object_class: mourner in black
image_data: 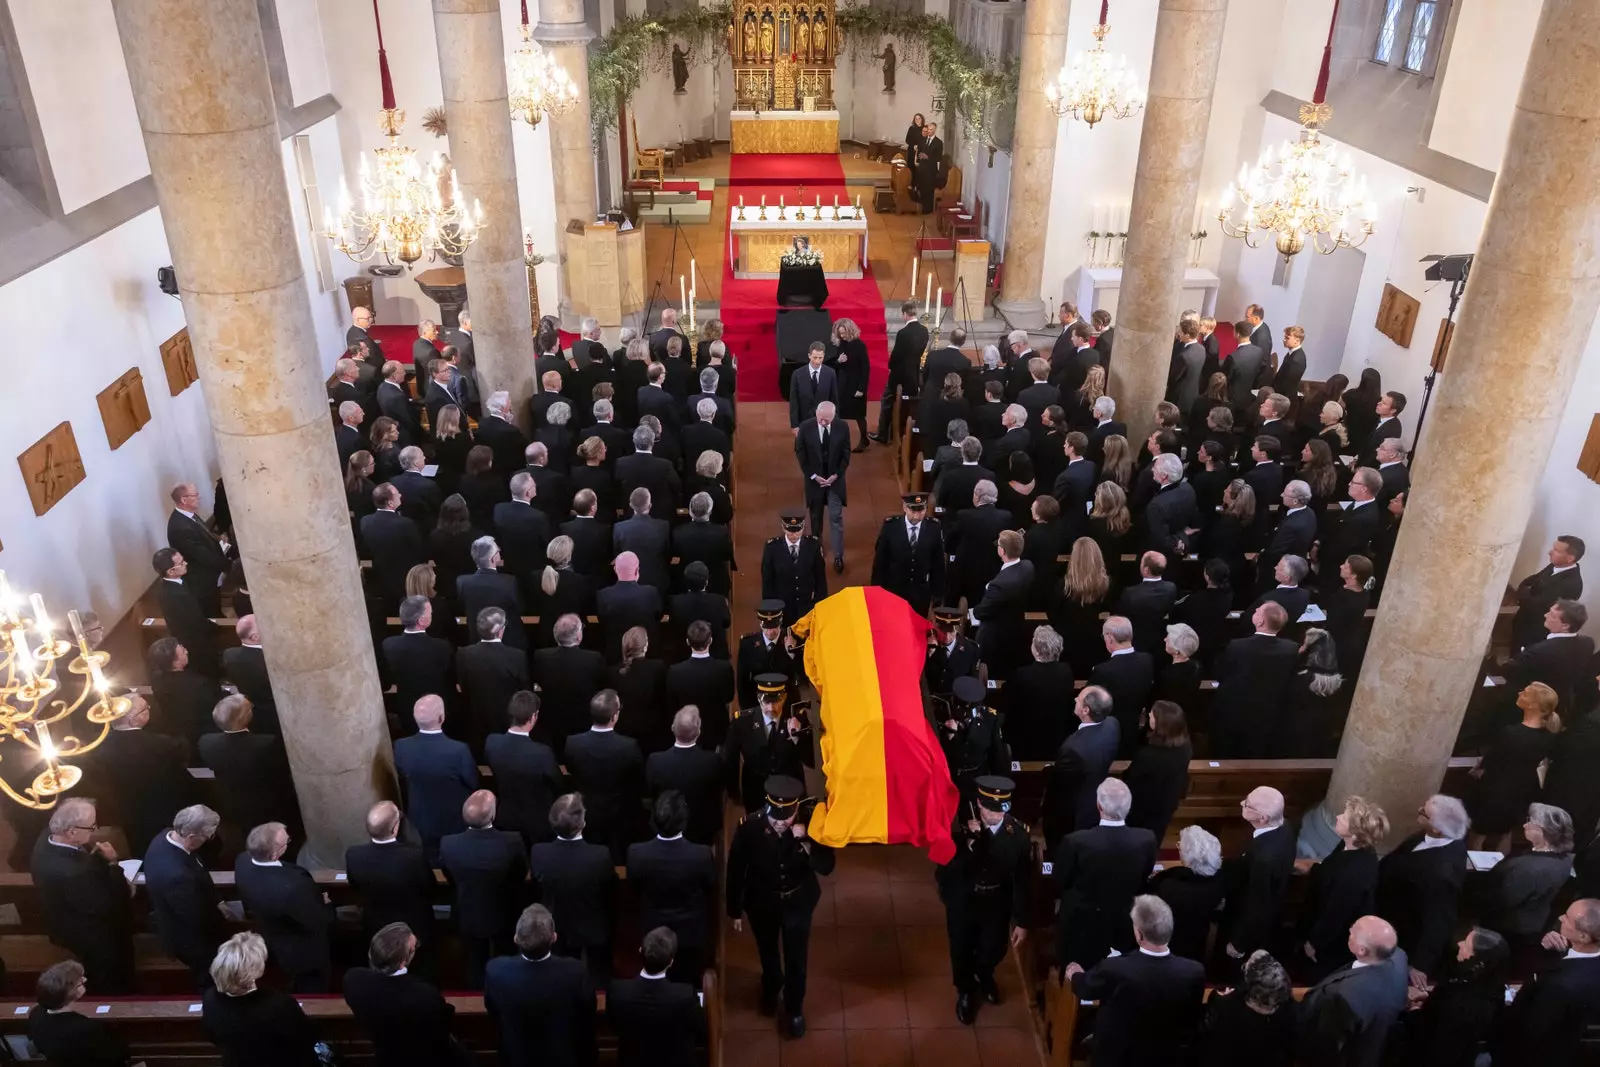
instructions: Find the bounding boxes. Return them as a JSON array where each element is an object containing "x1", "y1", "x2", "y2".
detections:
[
  {"x1": 936, "y1": 775, "x2": 1032, "y2": 1025},
  {"x1": 28, "y1": 961, "x2": 131, "y2": 1067},
  {"x1": 143, "y1": 804, "x2": 227, "y2": 988},
  {"x1": 608, "y1": 926, "x2": 707, "y2": 1067},
  {"x1": 233, "y1": 821, "x2": 334, "y2": 993},
  {"x1": 529, "y1": 794, "x2": 619, "y2": 980},
  {"x1": 871, "y1": 492, "x2": 947, "y2": 617},
  {"x1": 31, "y1": 799, "x2": 135, "y2": 994},
  {"x1": 1510, "y1": 535, "x2": 1585, "y2": 651},
  {"x1": 760, "y1": 511, "x2": 829, "y2": 624},
  {"x1": 341, "y1": 922, "x2": 464, "y2": 1067},
  {"x1": 725, "y1": 776, "x2": 836, "y2": 1037}
]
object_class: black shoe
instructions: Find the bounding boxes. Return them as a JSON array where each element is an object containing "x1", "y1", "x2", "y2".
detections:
[
  {"x1": 955, "y1": 992, "x2": 976, "y2": 1026},
  {"x1": 788, "y1": 1013, "x2": 806, "y2": 1038},
  {"x1": 852, "y1": 443, "x2": 870, "y2": 453},
  {"x1": 982, "y1": 979, "x2": 1002, "y2": 1005},
  {"x1": 833, "y1": 556, "x2": 844, "y2": 574},
  {"x1": 868, "y1": 433, "x2": 889, "y2": 444},
  {"x1": 759, "y1": 993, "x2": 778, "y2": 1016}
]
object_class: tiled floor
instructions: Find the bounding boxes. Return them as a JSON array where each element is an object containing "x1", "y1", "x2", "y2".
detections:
[{"x1": 723, "y1": 406, "x2": 1044, "y2": 1067}]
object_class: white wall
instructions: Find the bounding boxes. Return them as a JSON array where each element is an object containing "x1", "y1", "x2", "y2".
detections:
[
  {"x1": 8, "y1": 0, "x2": 149, "y2": 212},
  {"x1": 1427, "y1": 0, "x2": 1541, "y2": 173},
  {"x1": 277, "y1": 0, "x2": 334, "y2": 106}
]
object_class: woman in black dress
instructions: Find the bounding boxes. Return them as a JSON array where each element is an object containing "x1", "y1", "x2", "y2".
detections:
[
  {"x1": 1022, "y1": 496, "x2": 1071, "y2": 600},
  {"x1": 1342, "y1": 367, "x2": 1383, "y2": 448},
  {"x1": 1315, "y1": 399, "x2": 1353, "y2": 457},
  {"x1": 1468, "y1": 681, "x2": 1562, "y2": 851},
  {"x1": 1173, "y1": 559, "x2": 1235, "y2": 674},
  {"x1": 1298, "y1": 438, "x2": 1339, "y2": 519},
  {"x1": 1280, "y1": 628, "x2": 1345, "y2": 757},
  {"x1": 1477, "y1": 802, "x2": 1576, "y2": 958},
  {"x1": 609, "y1": 626, "x2": 669, "y2": 754},
  {"x1": 686, "y1": 451, "x2": 733, "y2": 524},
  {"x1": 997, "y1": 452, "x2": 1040, "y2": 530},
  {"x1": 202, "y1": 933, "x2": 320, "y2": 1067},
  {"x1": 1157, "y1": 624, "x2": 1203, "y2": 723},
  {"x1": 1404, "y1": 927, "x2": 1510, "y2": 1067},
  {"x1": 924, "y1": 373, "x2": 969, "y2": 445},
  {"x1": 832, "y1": 318, "x2": 871, "y2": 448},
  {"x1": 536, "y1": 537, "x2": 595, "y2": 646},
  {"x1": 1196, "y1": 949, "x2": 1295, "y2": 1067},
  {"x1": 1097, "y1": 434, "x2": 1134, "y2": 492},
  {"x1": 428, "y1": 494, "x2": 484, "y2": 598},
  {"x1": 1064, "y1": 365, "x2": 1106, "y2": 432},
  {"x1": 369, "y1": 417, "x2": 403, "y2": 483},
  {"x1": 1148, "y1": 825, "x2": 1226, "y2": 964},
  {"x1": 1047, "y1": 537, "x2": 1114, "y2": 677},
  {"x1": 1199, "y1": 480, "x2": 1259, "y2": 607},
  {"x1": 1086, "y1": 482, "x2": 1134, "y2": 570},
  {"x1": 904, "y1": 112, "x2": 926, "y2": 173},
  {"x1": 1295, "y1": 794, "x2": 1386, "y2": 980},
  {"x1": 694, "y1": 317, "x2": 723, "y2": 368},
  {"x1": 458, "y1": 444, "x2": 509, "y2": 533},
  {"x1": 405, "y1": 561, "x2": 459, "y2": 643},
  {"x1": 345, "y1": 450, "x2": 377, "y2": 553},
  {"x1": 571, "y1": 437, "x2": 619, "y2": 520},
  {"x1": 1324, "y1": 554, "x2": 1373, "y2": 679},
  {"x1": 535, "y1": 401, "x2": 575, "y2": 474},
  {"x1": 1187, "y1": 440, "x2": 1233, "y2": 521},
  {"x1": 1125, "y1": 700, "x2": 1192, "y2": 847},
  {"x1": 431, "y1": 404, "x2": 473, "y2": 494}
]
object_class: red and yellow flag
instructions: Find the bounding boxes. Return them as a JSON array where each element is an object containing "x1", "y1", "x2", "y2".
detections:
[{"x1": 790, "y1": 586, "x2": 959, "y2": 864}]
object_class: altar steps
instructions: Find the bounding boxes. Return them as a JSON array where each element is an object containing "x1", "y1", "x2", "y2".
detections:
[{"x1": 631, "y1": 177, "x2": 716, "y2": 225}]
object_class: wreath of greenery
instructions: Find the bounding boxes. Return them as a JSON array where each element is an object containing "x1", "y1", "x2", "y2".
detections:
[{"x1": 586, "y1": 2, "x2": 1018, "y2": 149}]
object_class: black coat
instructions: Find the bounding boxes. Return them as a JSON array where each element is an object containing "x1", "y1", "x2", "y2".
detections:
[
  {"x1": 382, "y1": 630, "x2": 456, "y2": 723},
  {"x1": 722, "y1": 708, "x2": 811, "y2": 814},
  {"x1": 1297, "y1": 953, "x2": 1411, "y2": 1067},
  {"x1": 1088, "y1": 652, "x2": 1155, "y2": 760},
  {"x1": 1053, "y1": 823, "x2": 1160, "y2": 967},
  {"x1": 392, "y1": 731, "x2": 479, "y2": 845},
  {"x1": 1221, "y1": 822, "x2": 1297, "y2": 954},
  {"x1": 561, "y1": 516, "x2": 615, "y2": 579},
  {"x1": 142, "y1": 832, "x2": 224, "y2": 976},
  {"x1": 1001, "y1": 660, "x2": 1077, "y2": 761},
  {"x1": 664, "y1": 657, "x2": 736, "y2": 747},
  {"x1": 528, "y1": 836, "x2": 617, "y2": 949},
  {"x1": 672, "y1": 521, "x2": 735, "y2": 596},
  {"x1": 27, "y1": 1006, "x2": 130, "y2": 1067},
  {"x1": 833, "y1": 336, "x2": 871, "y2": 418},
  {"x1": 596, "y1": 580, "x2": 664, "y2": 663},
  {"x1": 794, "y1": 418, "x2": 852, "y2": 507},
  {"x1": 532, "y1": 646, "x2": 608, "y2": 749},
  {"x1": 344, "y1": 838, "x2": 437, "y2": 938},
  {"x1": 341, "y1": 967, "x2": 461, "y2": 1067},
  {"x1": 97, "y1": 727, "x2": 196, "y2": 857},
  {"x1": 1502, "y1": 635, "x2": 1596, "y2": 712},
  {"x1": 1495, "y1": 953, "x2": 1600, "y2": 1067},
  {"x1": 362, "y1": 510, "x2": 426, "y2": 609},
  {"x1": 492, "y1": 501, "x2": 552, "y2": 578},
  {"x1": 439, "y1": 825, "x2": 529, "y2": 938},
  {"x1": 667, "y1": 591, "x2": 732, "y2": 661},
  {"x1": 1115, "y1": 580, "x2": 1179, "y2": 657},
  {"x1": 232, "y1": 855, "x2": 332, "y2": 983},
  {"x1": 949, "y1": 504, "x2": 1016, "y2": 604},
  {"x1": 150, "y1": 668, "x2": 225, "y2": 751},
  {"x1": 1149, "y1": 866, "x2": 1226, "y2": 964},
  {"x1": 1042, "y1": 718, "x2": 1121, "y2": 844},
  {"x1": 886, "y1": 320, "x2": 929, "y2": 392},
  {"x1": 457, "y1": 569, "x2": 528, "y2": 650},
  {"x1": 201, "y1": 986, "x2": 319, "y2": 1067},
  {"x1": 1297, "y1": 842, "x2": 1379, "y2": 973},
  {"x1": 615, "y1": 452, "x2": 682, "y2": 519},
  {"x1": 167, "y1": 509, "x2": 232, "y2": 612},
  {"x1": 483, "y1": 952, "x2": 596, "y2": 1067},
  {"x1": 607, "y1": 975, "x2": 705, "y2": 1067},
  {"x1": 1068, "y1": 950, "x2": 1207, "y2": 1067},
  {"x1": 1198, "y1": 988, "x2": 1295, "y2": 1067},
  {"x1": 456, "y1": 640, "x2": 530, "y2": 751},
  {"x1": 1124, "y1": 741, "x2": 1191, "y2": 846},
  {"x1": 1223, "y1": 344, "x2": 1266, "y2": 406},
  {"x1": 563, "y1": 728, "x2": 645, "y2": 854},
  {"x1": 646, "y1": 744, "x2": 725, "y2": 845},
  {"x1": 476, "y1": 415, "x2": 531, "y2": 484},
  {"x1": 788, "y1": 364, "x2": 838, "y2": 428},
  {"x1": 615, "y1": 515, "x2": 672, "y2": 592},
  {"x1": 31, "y1": 834, "x2": 132, "y2": 986},
  {"x1": 1467, "y1": 723, "x2": 1555, "y2": 835},
  {"x1": 197, "y1": 730, "x2": 298, "y2": 837},
  {"x1": 760, "y1": 534, "x2": 828, "y2": 623},
  {"x1": 157, "y1": 578, "x2": 218, "y2": 675},
  {"x1": 609, "y1": 658, "x2": 670, "y2": 753},
  {"x1": 1211, "y1": 633, "x2": 1300, "y2": 758},
  {"x1": 1511, "y1": 562, "x2": 1584, "y2": 651},
  {"x1": 1375, "y1": 832, "x2": 1466, "y2": 977},
  {"x1": 483, "y1": 731, "x2": 564, "y2": 843},
  {"x1": 627, "y1": 835, "x2": 717, "y2": 949}
]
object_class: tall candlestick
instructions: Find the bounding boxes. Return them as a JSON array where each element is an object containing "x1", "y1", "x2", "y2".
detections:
[
  {"x1": 679, "y1": 276, "x2": 687, "y2": 314},
  {"x1": 911, "y1": 257, "x2": 919, "y2": 298},
  {"x1": 924, "y1": 272, "x2": 933, "y2": 313},
  {"x1": 934, "y1": 286, "x2": 943, "y2": 329}
]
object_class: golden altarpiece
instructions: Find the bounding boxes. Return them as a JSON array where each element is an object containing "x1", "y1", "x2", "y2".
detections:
[{"x1": 730, "y1": 0, "x2": 838, "y2": 111}]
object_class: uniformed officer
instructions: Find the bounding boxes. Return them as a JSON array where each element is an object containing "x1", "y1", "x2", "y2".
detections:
[
  {"x1": 934, "y1": 774, "x2": 1031, "y2": 1025},
  {"x1": 870, "y1": 491, "x2": 946, "y2": 617},
  {"x1": 939, "y1": 675, "x2": 1007, "y2": 809},
  {"x1": 722, "y1": 674, "x2": 811, "y2": 814},
  {"x1": 736, "y1": 599, "x2": 799, "y2": 709},
  {"x1": 760, "y1": 511, "x2": 828, "y2": 624},
  {"x1": 725, "y1": 775, "x2": 835, "y2": 1038},
  {"x1": 924, "y1": 605, "x2": 980, "y2": 697}
]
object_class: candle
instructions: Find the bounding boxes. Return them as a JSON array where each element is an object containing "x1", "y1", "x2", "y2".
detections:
[
  {"x1": 29, "y1": 594, "x2": 51, "y2": 648},
  {"x1": 36, "y1": 722, "x2": 55, "y2": 764},
  {"x1": 68, "y1": 610, "x2": 91, "y2": 659},
  {"x1": 13, "y1": 632, "x2": 36, "y2": 683},
  {"x1": 89, "y1": 658, "x2": 109, "y2": 696},
  {"x1": 934, "y1": 286, "x2": 943, "y2": 329},
  {"x1": 923, "y1": 272, "x2": 933, "y2": 313},
  {"x1": 0, "y1": 570, "x2": 12, "y2": 624},
  {"x1": 679, "y1": 276, "x2": 687, "y2": 314},
  {"x1": 911, "y1": 257, "x2": 919, "y2": 298}
]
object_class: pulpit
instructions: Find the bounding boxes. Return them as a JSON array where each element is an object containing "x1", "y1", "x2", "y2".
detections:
[{"x1": 414, "y1": 267, "x2": 468, "y2": 328}]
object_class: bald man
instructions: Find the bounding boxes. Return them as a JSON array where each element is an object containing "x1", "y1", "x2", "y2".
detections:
[
  {"x1": 166, "y1": 482, "x2": 234, "y2": 615},
  {"x1": 1219, "y1": 786, "x2": 1296, "y2": 967},
  {"x1": 392, "y1": 696, "x2": 479, "y2": 862},
  {"x1": 596, "y1": 550, "x2": 664, "y2": 664},
  {"x1": 1297, "y1": 916, "x2": 1409, "y2": 1067},
  {"x1": 1498, "y1": 899, "x2": 1600, "y2": 1067},
  {"x1": 440, "y1": 790, "x2": 529, "y2": 989}
]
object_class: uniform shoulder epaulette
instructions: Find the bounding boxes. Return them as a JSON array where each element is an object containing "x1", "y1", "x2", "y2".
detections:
[
  {"x1": 984, "y1": 706, "x2": 997, "y2": 716},
  {"x1": 767, "y1": 536, "x2": 781, "y2": 544}
]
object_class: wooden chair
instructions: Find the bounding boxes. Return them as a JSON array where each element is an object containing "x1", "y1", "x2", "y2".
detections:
[
  {"x1": 889, "y1": 155, "x2": 917, "y2": 214},
  {"x1": 631, "y1": 116, "x2": 665, "y2": 184},
  {"x1": 936, "y1": 164, "x2": 964, "y2": 210}
]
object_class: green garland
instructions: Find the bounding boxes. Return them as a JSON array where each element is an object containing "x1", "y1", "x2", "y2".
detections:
[{"x1": 589, "y1": 5, "x2": 734, "y2": 139}]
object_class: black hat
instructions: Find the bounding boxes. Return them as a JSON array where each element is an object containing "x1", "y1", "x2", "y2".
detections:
[
  {"x1": 902, "y1": 492, "x2": 929, "y2": 510},
  {"x1": 975, "y1": 775, "x2": 1015, "y2": 813},
  {"x1": 764, "y1": 775, "x2": 805, "y2": 817},
  {"x1": 952, "y1": 675, "x2": 987, "y2": 707},
  {"x1": 779, "y1": 511, "x2": 807, "y2": 532},
  {"x1": 755, "y1": 673, "x2": 788, "y2": 698},
  {"x1": 932, "y1": 605, "x2": 964, "y2": 627},
  {"x1": 757, "y1": 599, "x2": 786, "y2": 624}
]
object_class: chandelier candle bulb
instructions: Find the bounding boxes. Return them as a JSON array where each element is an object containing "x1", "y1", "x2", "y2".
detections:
[
  {"x1": 680, "y1": 276, "x2": 687, "y2": 315},
  {"x1": 35, "y1": 722, "x2": 54, "y2": 764}
]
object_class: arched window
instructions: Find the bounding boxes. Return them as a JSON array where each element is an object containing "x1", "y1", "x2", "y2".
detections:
[
  {"x1": 1401, "y1": 0, "x2": 1439, "y2": 73},
  {"x1": 1372, "y1": 0, "x2": 1403, "y2": 63}
]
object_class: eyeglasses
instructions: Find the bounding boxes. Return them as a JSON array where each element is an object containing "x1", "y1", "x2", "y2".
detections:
[{"x1": 69, "y1": 824, "x2": 99, "y2": 833}]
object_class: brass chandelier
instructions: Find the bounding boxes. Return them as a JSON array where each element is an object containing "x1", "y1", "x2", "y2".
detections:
[
  {"x1": 508, "y1": 0, "x2": 579, "y2": 129},
  {"x1": 1217, "y1": 0, "x2": 1374, "y2": 258},
  {"x1": 1044, "y1": 1, "x2": 1145, "y2": 128},
  {"x1": 0, "y1": 573, "x2": 130, "y2": 809},
  {"x1": 323, "y1": 0, "x2": 483, "y2": 267}
]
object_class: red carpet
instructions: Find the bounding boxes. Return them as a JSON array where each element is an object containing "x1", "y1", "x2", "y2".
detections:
[
  {"x1": 721, "y1": 154, "x2": 887, "y2": 402},
  {"x1": 366, "y1": 324, "x2": 577, "y2": 363}
]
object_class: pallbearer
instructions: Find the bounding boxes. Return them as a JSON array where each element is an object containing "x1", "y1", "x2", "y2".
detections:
[
  {"x1": 939, "y1": 675, "x2": 1007, "y2": 809},
  {"x1": 760, "y1": 512, "x2": 828, "y2": 624},
  {"x1": 935, "y1": 774, "x2": 1030, "y2": 1025},
  {"x1": 725, "y1": 775, "x2": 835, "y2": 1039},
  {"x1": 736, "y1": 599, "x2": 800, "y2": 709},
  {"x1": 723, "y1": 674, "x2": 811, "y2": 815},
  {"x1": 870, "y1": 491, "x2": 946, "y2": 617},
  {"x1": 924, "y1": 605, "x2": 980, "y2": 697}
]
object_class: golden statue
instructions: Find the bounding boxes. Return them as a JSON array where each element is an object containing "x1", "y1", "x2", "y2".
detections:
[
  {"x1": 759, "y1": 16, "x2": 774, "y2": 60},
  {"x1": 812, "y1": 14, "x2": 828, "y2": 62},
  {"x1": 795, "y1": 13, "x2": 811, "y2": 61},
  {"x1": 742, "y1": 14, "x2": 757, "y2": 60}
]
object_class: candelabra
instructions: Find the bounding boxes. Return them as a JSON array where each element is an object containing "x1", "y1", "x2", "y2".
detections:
[
  {"x1": 507, "y1": 1, "x2": 579, "y2": 129},
  {"x1": 1044, "y1": 1, "x2": 1146, "y2": 128},
  {"x1": 0, "y1": 573, "x2": 130, "y2": 809}
]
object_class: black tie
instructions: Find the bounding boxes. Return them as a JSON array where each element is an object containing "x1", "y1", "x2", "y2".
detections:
[
  {"x1": 812, "y1": 370, "x2": 819, "y2": 387},
  {"x1": 820, "y1": 425, "x2": 827, "y2": 447},
  {"x1": 767, "y1": 720, "x2": 777, "y2": 744},
  {"x1": 789, "y1": 541, "x2": 798, "y2": 561},
  {"x1": 909, "y1": 524, "x2": 919, "y2": 547}
]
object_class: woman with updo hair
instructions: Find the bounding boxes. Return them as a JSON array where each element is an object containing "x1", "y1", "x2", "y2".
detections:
[
  {"x1": 1468, "y1": 682, "x2": 1562, "y2": 851},
  {"x1": 1296, "y1": 794, "x2": 1387, "y2": 979}
]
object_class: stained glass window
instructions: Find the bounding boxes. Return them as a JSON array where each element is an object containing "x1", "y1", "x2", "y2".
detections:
[
  {"x1": 1403, "y1": 1, "x2": 1437, "y2": 72},
  {"x1": 1373, "y1": 0, "x2": 1402, "y2": 63}
]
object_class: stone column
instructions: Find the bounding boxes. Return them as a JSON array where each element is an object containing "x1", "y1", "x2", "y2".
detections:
[
  {"x1": 113, "y1": 0, "x2": 390, "y2": 866},
  {"x1": 534, "y1": 0, "x2": 597, "y2": 318},
  {"x1": 1110, "y1": 0, "x2": 1228, "y2": 443},
  {"x1": 433, "y1": 0, "x2": 536, "y2": 429},
  {"x1": 992, "y1": 0, "x2": 1068, "y2": 327},
  {"x1": 1314, "y1": 0, "x2": 1600, "y2": 850}
]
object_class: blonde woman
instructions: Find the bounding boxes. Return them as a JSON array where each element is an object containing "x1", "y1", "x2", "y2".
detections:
[
  {"x1": 1097, "y1": 434, "x2": 1134, "y2": 490},
  {"x1": 431, "y1": 403, "x2": 471, "y2": 492},
  {"x1": 1296, "y1": 795, "x2": 1387, "y2": 977},
  {"x1": 1468, "y1": 681, "x2": 1561, "y2": 850},
  {"x1": 1070, "y1": 364, "x2": 1107, "y2": 430},
  {"x1": 1087, "y1": 482, "x2": 1132, "y2": 564},
  {"x1": 696, "y1": 317, "x2": 724, "y2": 366},
  {"x1": 606, "y1": 625, "x2": 668, "y2": 749},
  {"x1": 831, "y1": 317, "x2": 871, "y2": 446},
  {"x1": 1048, "y1": 536, "x2": 1113, "y2": 676},
  {"x1": 404, "y1": 562, "x2": 453, "y2": 641},
  {"x1": 537, "y1": 534, "x2": 593, "y2": 644},
  {"x1": 203, "y1": 932, "x2": 319, "y2": 1066}
]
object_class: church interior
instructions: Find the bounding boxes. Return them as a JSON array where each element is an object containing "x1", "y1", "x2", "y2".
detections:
[{"x1": 0, "y1": 0, "x2": 1598, "y2": 1062}]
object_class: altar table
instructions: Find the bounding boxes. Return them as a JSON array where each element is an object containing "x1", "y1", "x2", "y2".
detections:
[
  {"x1": 729, "y1": 213, "x2": 867, "y2": 279},
  {"x1": 730, "y1": 110, "x2": 840, "y2": 154}
]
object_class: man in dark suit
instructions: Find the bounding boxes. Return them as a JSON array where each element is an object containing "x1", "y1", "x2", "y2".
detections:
[
  {"x1": 484, "y1": 691, "x2": 566, "y2": 846},
  {"x1": 347, "y1": 305, "x2": 382, "y2": 362},
  {"x1": 411, "y1": 319, "x2": 441, "y2": 375},
  {"x1": 596, "y1": 551, "x2": 665, "y2": 662},
  {"x1": 968, "y1": 380, "x2": 1007, "y2": 442},
  {"x1": 32, "y1": 798, "x2": 135, "y2": 993},
  {"x1": 476, "y1": 391, "x2": 531, "y2": 485},
  {"x1": 565, "y1": 690, "x2": 645, "y2": 859},
  {"x1": 199, "y1": 694, "x2": 299, "y2": 846},
  {"x1": 920, "y1": 328, "x2": 971, "y2": 420},
  {"x1": 1210, "y1": 602, "x2": 1300, "y2": 757},
  {"x1": 1064, "y1": 895, "x2": 1208, "y2": 1067},
  {"x1": 233, "y1": 821, "x2": 333, "y2": 992},
  {"x1": 378, "y1": 360, "x2": 424, "y2": 448},
  {"x1": 532, "y1": 615, "x2": 609, "y2": 751},
  {"x1": 443, "y1": 307, "x2": 476, "y2": 373},
  {"x1": 648, "y1": 706, "x2": 725, "y2": 845},
  {"x1": 649, "y1": 309, "x2": 689, "y2": 362},
  {"x1": 1219, "y1": 786, "x2": 1296, "y2": 964},
  {"x1": 872, "y1": 492, "x2": 947, "y2": 618},
  {"x1": 1297, "y1": 915, "x2": 1410, "y2": 1067},
  {"x1": 1274, "y1": 326, "x2": 1307, "y2": 396},
  {"x1": 935, "y1": 437, "x2": 995, "y2": 519},
  {"x1": 577, "y1": 401, "x2": 633, "y2": 466},
  {"x1": 665, "y1": 622, "x2": 736, "y2": 740},
  {"x1": 521, "y1": 442, "x2": 573, "y2": 523},
  {"x1": 637, "y1": 361, "x2": 682, "y2": 433},
  {"x1": 760, "y1": 512, "x2": 829, "y2": 625},
  {"x1": 529, "y1": 795, "x2": 618, "y2": 978},
  {"x1": 682, "y1": 397, "x2": 733, "y2": 474},
  {"x1": 1242, "y1": 437, "x2": 1286, "y2": 534},
  {"x1": 344, "y1": 801, "x2": 438, "y2": 947},
  {"x1": 1002, "y1": 627, "x2": 1076, "y2": 760},
  {"x1": 27, "y1": 961, "x2": 132, "y2": 1066},
  {"x1": 627, "y1": 791, "x2": 718, "y2": 982},
  {"x1": 1052, "y1": 432, "x2": 1097, "y2": 534},
  {"x1": 1052, "y1": 778, "x2": 1159, "y2": 968},
  {"x1": 422, "y1": 356, "x2": 464, "y2": 429},
  {"x1": 616, "y1": 425, "x2": 681, "y2": 520},
  {"x1": 148, "y1": 636, "x2": 226, "y2": 750},
  {"x1": 98, "y1": 697, "x2": 197, "y2": 857},
  {"x1": 1242, "y1": 392, "x2": 1297, "y2": 472},
  {"x1": 788, "y1": 343, "x2": 838, "y2": 429},
  {"x1": 458, "y1": 536, "x2": 528, "y2": 650},
  {"x1": 872, "y1": 301, "x2": 929, "y2": 442},
  {"x1": 1358, "y1": 390, "x2": 1407, "y2": 468},
  {"x1": 1494, "y1": 898, "x2": 1600, "y2": 1067},
  {"x1": 1222, "y1": 320, "x2": 1266, "y2": 407},
  {"x1": 1041, "y1": 687, "x2": 1120, "y2": 844},
  {"x1": 614, "y1": 488, "x2": 672, "y2": 592},
  {"x1": 608, "y1": 926, "x2": 706, "y2": 1067},
  {"x1": 1320, "y1": 468, "x2": 1384, "y2": 589},
  {"x1": 167, "y1": 482, "x2": 234, "y2": 615},
  {"x1": 795, "y1": 403, "x2": 852, "y2": 570},
  {"x1": 986, "y1": 404, "x2": 1034, "y2": 473},
  {"x1": 562, "y1": 490, "x2": 615, "y2": 579},
  {"x1": 1052, "y1": 322, "x2": 1102, "y2": 394},
  {"x1": 493, "y1": 473, "x2": 552, "y2": 580},
  {"x1": 1502, "y1": 600, "x2": 1595, "y2": 712},
  {"x1": 392, "y1": 695, "x2": 479, "y2": 861},
  {"x1": 1372, "y1": 437, "x2": 1410, "y2": 508},
  {"x1": 947, "y1": 481, "x2": 1015, "y2": 606},
  {"x1": 334, "y1": 400, "x2": 365, "y2": 468},
  {"x1": 1245, "y1": 303, "x2": 1273, "y2": 359},
  {"x1": 457, "y1": 607, "x2": 531, "y2": 753},
  {"x1": 685, "y1": 366, "x2": 735, "y2": 432},
  {"x1": 1091, "y1": 310, "x2": 1114, "y2": 367},
  {"x1": 484, "y1": 904, "x2": 597, "y2": 1067},
  {"x1": 1114, "y1": 552, "x2": 1179, "y2": 656},
  {"x1": 1086, "y1": 396, "x2": 1127, "y2": 466},
  {"x1": 153, "y1": 548, "x2": 220, "y2": 676},
  {"x1": 342, "y1": 922, "x2": 462, "y2": 1067},
  {"x1": 673, "y1": 494, "x2": 735, "y2": 595},
  {"x1": 382, "y1": 596, "x2": 456, "y2": 726},
  {"x1": 389, "y1": 446, "x2": 443, "y2": 532},
  {"x1": 1511, "y1": 536, "x2": 1586, "y2": 651},
  {"x1": 530, "y1": 370, "x2": 567, "y2": 430},
  {"x1": 440, "y1": 790, "x2": 530, "y2": 988},
  {"x1": 1375, "y1": 794, "x2": 1469, "y2": 983},
  {"x1": 143, "y1": 803, "x2": 226, "y2": 987},
  {"x1": 1141, "y1": 456, "x2": 1198, "y2": 559},
  {"x1": 362, "y1": 484, "x2": 426, "y2": 613},
  {"x1": 1015, "y1": 356, "x2": 1061, "y2": 425},
  {"x1": 1087, "y1": 618, "x2": 1155, "y2": 760},
  {"x1": 1259, "y1": 479, "x2": 1318, "y2": 584},
  {"x1": 1166, "y1": 319, "x2": 1206, "y2": 413},
  {"x1": 972, "y1": 531, "x2": 1034, "y2": 680},
  {"x1": 1252, "y1": 556, "x2": 1312, "y2": 632},
  {"x1": 668, "y1": 564, "x2": 733, "y2": 662}
]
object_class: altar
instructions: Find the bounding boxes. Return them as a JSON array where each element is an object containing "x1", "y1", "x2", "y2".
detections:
[
  {"x1": 728, "y1": 209, "x2": 867, "y2": 279},
  {"x1": 731, "y1": 110, "x2": 839, "y2": 154}
]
